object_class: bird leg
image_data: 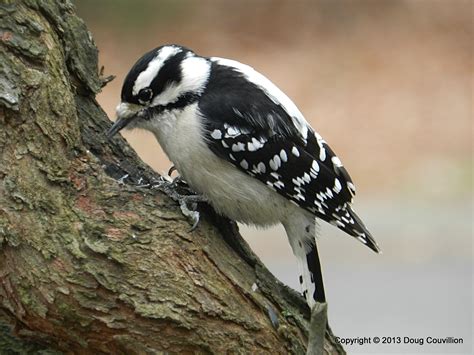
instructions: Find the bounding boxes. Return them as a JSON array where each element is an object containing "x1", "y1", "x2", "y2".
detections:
[{"x1": 152, "y1": 167, "x2": 207, "y2": 231}]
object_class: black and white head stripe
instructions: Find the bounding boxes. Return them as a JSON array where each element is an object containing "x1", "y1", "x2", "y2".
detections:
[
  {"x1": 199, "y1": 58, "x2": 379, "y2": 252},
  {"x1": 120, "y1": 45, "x2": 210, "y2": 108},
  {"x1": 131, "y1": 46, "x2": 183, "y2": 97}
]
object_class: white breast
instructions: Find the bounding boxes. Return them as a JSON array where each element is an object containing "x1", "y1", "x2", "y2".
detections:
[{"x1": 145, "y1": 104, "x2": 299, "y2": 226}]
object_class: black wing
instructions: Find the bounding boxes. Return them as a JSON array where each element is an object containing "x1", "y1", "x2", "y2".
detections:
[{"x1": 199, "y1": 60, "x2": 379, "y2": 252}]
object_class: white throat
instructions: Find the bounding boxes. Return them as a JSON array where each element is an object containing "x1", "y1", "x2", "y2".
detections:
[{"x1": 142, "y1": 103, "x2": 203, "y2": 165}]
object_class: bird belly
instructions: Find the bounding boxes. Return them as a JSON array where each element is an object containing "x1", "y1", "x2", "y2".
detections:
[{"x1": 180, "y1": 152, "x2": 292, "y2": 226}]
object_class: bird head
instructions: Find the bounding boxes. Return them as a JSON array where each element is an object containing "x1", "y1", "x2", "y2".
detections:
[{"x1": 107, "y1": 44, "x2": 210, "y2": 138}]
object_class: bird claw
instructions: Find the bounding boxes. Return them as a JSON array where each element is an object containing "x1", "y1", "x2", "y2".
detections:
[
  {"x1": 168, "y1": 165, "x2": 177, "y2": 177},
  {"x1": 170, "y1": 175, "x2": 187, "y2": 189},
  {"x1": 152, "y1": 173, "x2": 206, "y2": 231},
  {"x1": 179, "y1": 194, "x2": 207, "y2": 231}
]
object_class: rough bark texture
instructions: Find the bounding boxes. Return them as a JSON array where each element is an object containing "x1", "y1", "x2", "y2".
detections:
[{"x1": 0, "y1": 1, "x2": 345, "y2": 354}]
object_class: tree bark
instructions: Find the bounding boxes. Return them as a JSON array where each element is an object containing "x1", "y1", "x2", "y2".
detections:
[{"x1": 0, "y1": 1, "x2": 345, "y2": 354}]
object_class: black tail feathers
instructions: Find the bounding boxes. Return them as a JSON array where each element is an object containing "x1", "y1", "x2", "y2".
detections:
[{"x1": 333, "y1": 205, "x2": 381, "y2": 253}]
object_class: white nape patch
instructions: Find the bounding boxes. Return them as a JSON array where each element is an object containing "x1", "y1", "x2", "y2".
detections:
[
  {"x1": 280, "y1": 149, "x2": 288, "y2": 162},
  {"x1": 211, "y1": 57, "x2": 309, "y2": 140},
  {"x1": 151, "y1": 56, "x2": 211, "y2": 106},
  {"x1": 291, "y1": 146, "x2": 300, "y2": 157},
  {"x1": 240, "y1": 159, "x2": 249, "y2": 169},
  {"x1": 333, "y1": 178, "x2": 342, "y2": 193},
  {"x1": 331, "y1": 156, "x2": 343, "y2": 168},
  {"x1": 231, "y1": 142, "x2": 245, "y2": 152},
  {"x1": 211, "y1": 129, "x2": 222, "y2": 139},
  {"x1": 133, "y1": 46, "x2": 182, "y2": 96}
]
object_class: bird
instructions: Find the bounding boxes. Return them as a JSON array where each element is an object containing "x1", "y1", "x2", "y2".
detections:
[{"x1": 107, "y1": 44, "x2": 380, "y2": 309}]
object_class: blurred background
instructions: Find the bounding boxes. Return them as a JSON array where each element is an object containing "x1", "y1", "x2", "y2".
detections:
[{"x1": 76, "y1": 1, "x2": 472, "y2": 353}]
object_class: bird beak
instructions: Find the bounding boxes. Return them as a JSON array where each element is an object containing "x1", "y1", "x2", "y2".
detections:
[{"x1": 107, "y1": 102, "x2": 141, "y2": 138}]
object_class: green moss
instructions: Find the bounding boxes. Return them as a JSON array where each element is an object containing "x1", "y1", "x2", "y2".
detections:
[
  {"x1": 65, "y1": 272, "x2": 98, "y2": 289},
  {"x1": 73, "y1": 289, "x2": 116, "y2": 313},
  {"x1": 17, "y1": 284, "x2": 48, "y2": 318},
  {"x1": 83, "y1": 235, "x2": 109, "y2": 254},
  {"x1": 64, "y1": 235, "x2": 88, "y2": 260},
  {"x1": 82, "y1": 263, "x2": 120, "y2": 293}
]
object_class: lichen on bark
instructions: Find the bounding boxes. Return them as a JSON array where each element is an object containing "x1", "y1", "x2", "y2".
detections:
[{"x1": 0, "y1": 1, "x2": 345, "y2": 353}]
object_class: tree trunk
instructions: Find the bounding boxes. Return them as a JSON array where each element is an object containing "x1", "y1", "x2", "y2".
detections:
[{"x1": 0, "y1": 1, "x2": 345, "y2": 353}]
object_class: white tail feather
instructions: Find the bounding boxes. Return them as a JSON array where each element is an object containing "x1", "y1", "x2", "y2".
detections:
[{"x1": 283, "y1": 214, "x2": 322, "y2": 308}]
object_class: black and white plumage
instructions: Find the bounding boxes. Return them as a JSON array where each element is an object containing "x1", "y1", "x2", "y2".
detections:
[{"x1": 108, "y1": 44, "x2": 380, "y2": 308}]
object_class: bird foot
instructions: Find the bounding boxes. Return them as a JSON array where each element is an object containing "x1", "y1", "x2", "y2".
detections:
[
  {"x1": 152, "y1": 170, "x2": 207, "y2": 231},
  {"x1": 179, "y1": 195, "x2": 207, "y2": 231}
]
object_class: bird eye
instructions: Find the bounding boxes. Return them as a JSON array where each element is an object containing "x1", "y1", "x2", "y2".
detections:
[{"x1": 138, "y1": 88, "x2": 153, "y2": 103}]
